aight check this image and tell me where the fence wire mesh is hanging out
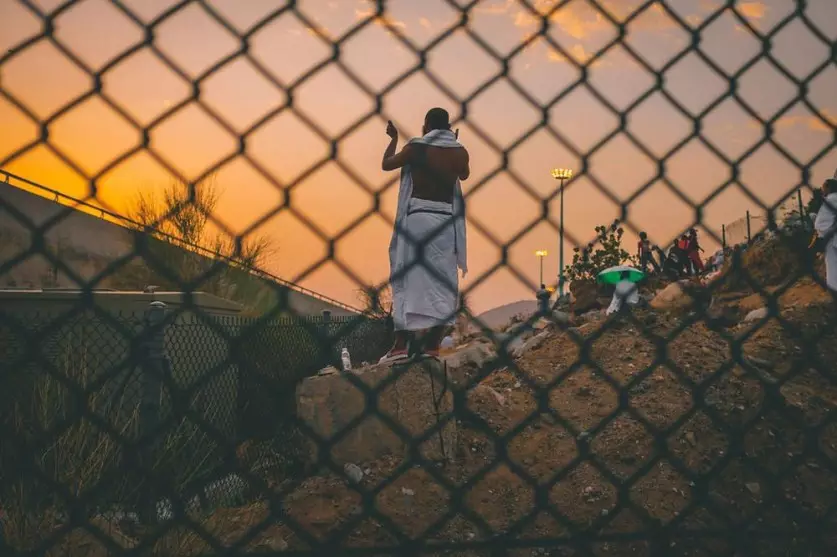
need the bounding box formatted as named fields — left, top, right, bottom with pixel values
left=1, top=0, right=836, bottom=556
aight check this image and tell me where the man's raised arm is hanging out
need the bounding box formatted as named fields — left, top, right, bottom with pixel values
left=381, top=120, right=412, bottom=171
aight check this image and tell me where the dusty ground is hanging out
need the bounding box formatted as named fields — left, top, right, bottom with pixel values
left=10, top=274, right=837, bottom=557
left=134, top=282, right=835, bottom=557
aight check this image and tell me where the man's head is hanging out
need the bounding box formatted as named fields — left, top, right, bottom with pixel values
left=824, top=178, right=837, bottom=195
left=639, top=231, right=647, bottom=240
left=423, top=107, right=451, bottom=135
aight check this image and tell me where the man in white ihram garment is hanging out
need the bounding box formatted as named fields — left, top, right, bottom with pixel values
left=379, top=108, right=470, bottom=361
left=814, top=175, right=837, bottom=294
left=606, top=270, right=640, bottom=315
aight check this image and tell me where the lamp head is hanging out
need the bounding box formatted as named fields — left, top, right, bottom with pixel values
left=551, top=168, right=573, bottom=180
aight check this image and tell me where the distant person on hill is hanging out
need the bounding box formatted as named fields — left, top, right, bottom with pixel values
left=380, top=108, right=470, bottom=361
left=606, top=270, right=640, bottom=315
left=661, top=245, right=680, bottom=278
left=687, top=229, right=705, bottom=274
left=637, top=231, right=660, bottom=274
left=536, top=283, right=551, bottom=315
left=709, top=248, right=725, bottom=272
left=814, top=175, right=837, bottom=292
left=675, top=235, right=692, bottom=275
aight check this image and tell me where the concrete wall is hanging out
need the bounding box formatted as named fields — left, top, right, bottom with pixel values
left=0, top=181, right=357, bottom=316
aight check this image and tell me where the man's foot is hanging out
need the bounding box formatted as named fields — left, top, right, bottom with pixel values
left=380, top=331, right=411, bottom=364
left=379, top=348, right=410, bottom=364
left=413, top=326, right=445, bottom=357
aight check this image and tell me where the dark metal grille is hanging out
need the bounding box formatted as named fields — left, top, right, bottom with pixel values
left=1, top=0, right=836, bottom=556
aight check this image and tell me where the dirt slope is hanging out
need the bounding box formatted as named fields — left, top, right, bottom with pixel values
left=152, top=294, right=837, bottom=557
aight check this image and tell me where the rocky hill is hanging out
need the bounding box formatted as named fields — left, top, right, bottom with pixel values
left=15, top=235, right=836, bottom=556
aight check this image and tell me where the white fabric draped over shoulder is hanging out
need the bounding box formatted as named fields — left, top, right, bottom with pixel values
left=388, top=129, right=468, bottom=331
left=814, top=191, right=837, bottom=292
left=606, top=279, right=640, bottom=315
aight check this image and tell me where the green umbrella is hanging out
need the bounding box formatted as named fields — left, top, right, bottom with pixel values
left=598, top=265, right=644, bottom=285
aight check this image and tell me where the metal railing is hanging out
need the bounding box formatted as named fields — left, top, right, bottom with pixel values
left=0, top=169, right=364, bottom=315
left=0, top=1, right=836, bottom=556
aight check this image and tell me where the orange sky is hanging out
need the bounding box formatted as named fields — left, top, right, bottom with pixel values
left=1, top=0, right=836, bottom=313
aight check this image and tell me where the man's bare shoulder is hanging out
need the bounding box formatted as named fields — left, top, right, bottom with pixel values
left=426, top=145, right=469, bottom=156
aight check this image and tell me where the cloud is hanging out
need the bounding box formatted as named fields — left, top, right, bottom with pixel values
left=478, top=0, right=770, bottom=68
left=474, top=0, right=517, bottom=15
left=738, top=1, right=767, bottom=21
left=547, top=43, right=597, bottom=65
left=750, top=109, right=837, bottom=133
left=511, top=1, right=608, bottom=40
left=493, top=0, right=768, bottom=40
left=419, top=17, right=432, bottom=30
left=354, top=7, right=407, bottom=31
left=729, top=1, right=768, bottom=33
left=806, top=109, right=837, bottom=132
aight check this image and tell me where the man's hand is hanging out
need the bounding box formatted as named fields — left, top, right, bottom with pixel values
left=386, top=120, right=398, bottom=139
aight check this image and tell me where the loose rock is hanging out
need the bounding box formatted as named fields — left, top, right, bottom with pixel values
left=744, top=307, right=769, bottom=322
left=474, top=384, right=506, bottom=406
left=344, top=463, right=364, bottom=484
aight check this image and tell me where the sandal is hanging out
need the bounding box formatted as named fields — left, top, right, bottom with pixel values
left=416, top=348, right=441, bottom=360
left=379, top=348, right=410, bottom=365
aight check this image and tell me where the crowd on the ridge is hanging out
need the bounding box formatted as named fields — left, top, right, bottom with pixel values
left=636, top=228, right=734, bottom=280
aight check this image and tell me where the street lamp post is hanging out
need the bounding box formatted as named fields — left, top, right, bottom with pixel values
left=535, top=250, right=548, bottom=285
left=550, top=168, right=573, bottom=298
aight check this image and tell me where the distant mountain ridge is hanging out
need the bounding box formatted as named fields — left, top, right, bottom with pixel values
left=474, top=299, right=539, bottom=330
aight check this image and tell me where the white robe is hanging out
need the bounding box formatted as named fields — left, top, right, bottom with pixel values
left=814, top=192, right=837, bottom=292
left=389, top=129, right=467, bottom=331
left=606, top=280, right=640, bottom=315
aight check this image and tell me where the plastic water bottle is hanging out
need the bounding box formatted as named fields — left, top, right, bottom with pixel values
left=341, top=347, right=352, bottom=371
left=440, top=335, right=455, bottom=354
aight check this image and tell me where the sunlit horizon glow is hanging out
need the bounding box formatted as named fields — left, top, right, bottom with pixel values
left=1, top=0, right=835, bottom=314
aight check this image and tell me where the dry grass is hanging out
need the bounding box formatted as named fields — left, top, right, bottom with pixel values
left=1, top=340, right=229, bottom=555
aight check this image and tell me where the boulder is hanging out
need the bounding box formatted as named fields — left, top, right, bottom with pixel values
left=550, top=310, right=572, bottom=325
left=297, top=358, right=457, bottom=464
left=649, top=281, right=694, bottom=311
left=511, top=330, right=551, bottom=358
left=505, top=320, right=537, bottom=342
left=490, top=321, right=533, bottom=355
left=472, top=384, right=506, bottom=406
left=444, top=341, right=496, bottom=370
left=570, top=280, right=603, bottom=315
left=744, top=307, right=769, bottom=322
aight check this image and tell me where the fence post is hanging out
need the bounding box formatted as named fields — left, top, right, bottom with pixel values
left=721, top=224, right=726, bottom=249
left=139, top=300, right=168, bottom=524
left=321, top=310, right=332, bottom=367
left=746, top=210, right=751, bottom=244
left=797, top=188, right=805, bottom=227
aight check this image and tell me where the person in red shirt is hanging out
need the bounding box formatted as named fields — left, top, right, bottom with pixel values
left=676, top=235, right=692, bottom=275
left=687, top=229, right=705, bottom=274
left=637, top=231, right=660, bottom=274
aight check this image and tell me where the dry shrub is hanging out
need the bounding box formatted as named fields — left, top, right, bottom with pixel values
left=1, top=341, right=223, bottom=553
left=719, top=232, right=817, bottom=292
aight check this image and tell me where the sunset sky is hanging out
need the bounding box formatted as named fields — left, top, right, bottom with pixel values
left=1, top=0, right=835, bottom=313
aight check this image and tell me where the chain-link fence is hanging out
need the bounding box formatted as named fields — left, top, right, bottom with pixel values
left=722, top=190, right=813, bottom=248
left=1, top=0, right=837, bottom=555
left=0, top=305, right=391, bottom=534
